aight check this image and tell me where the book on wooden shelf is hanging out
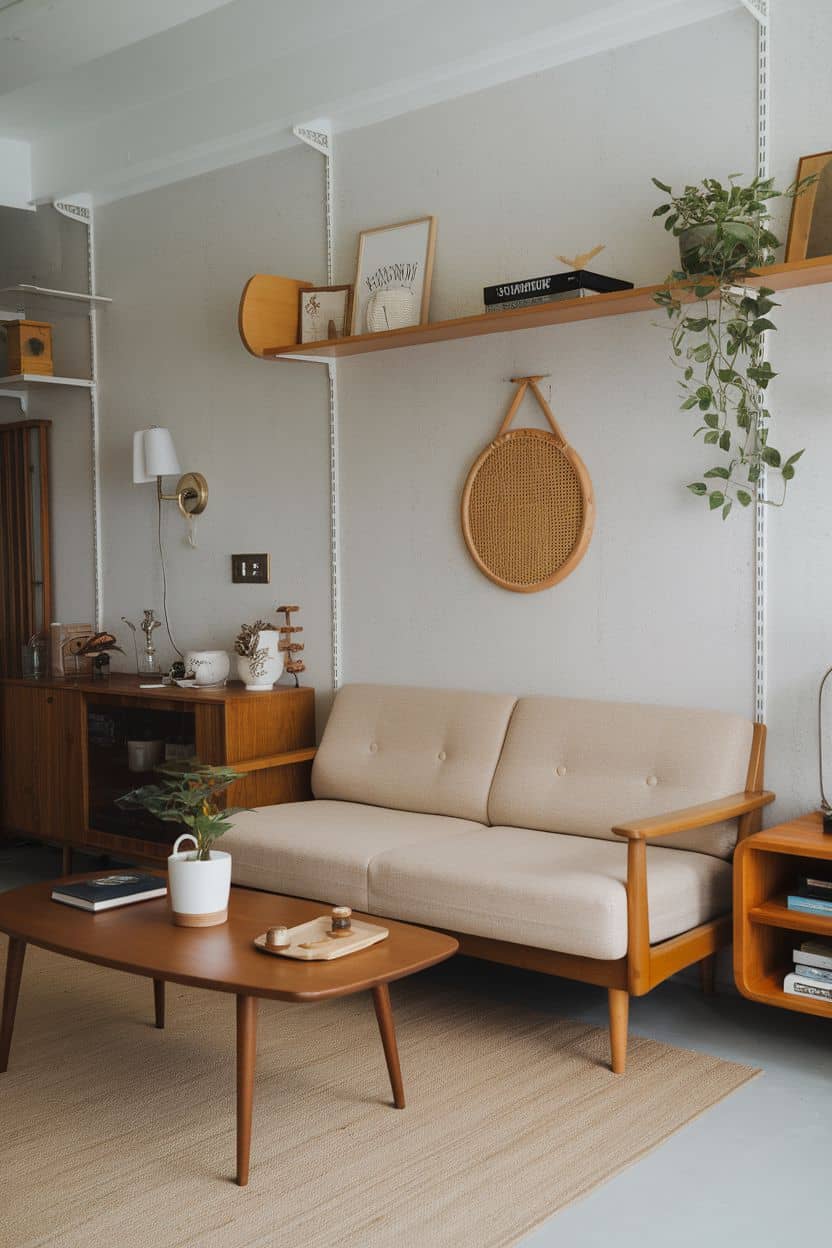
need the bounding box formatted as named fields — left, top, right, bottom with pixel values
left=794, top=963, right=832, bottom=984
left=783, top=971, right=832, bottom=1002
left=799, top=874, right=832, bottom=895
left=786, top=887, right=832, bottom=916
left=793, top=939, right=832, bottom=971
left=482, top=269, right=634, bottom=312
left=52, top=873, right=167, bottom=912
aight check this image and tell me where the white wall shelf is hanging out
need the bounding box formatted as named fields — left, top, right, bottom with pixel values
left=0, top=373, right=94, bottom=389
left=0, top=284, right=112, bottom=305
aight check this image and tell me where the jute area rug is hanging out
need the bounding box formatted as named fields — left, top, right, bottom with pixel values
left=0, top=938, right=757, bottom=1248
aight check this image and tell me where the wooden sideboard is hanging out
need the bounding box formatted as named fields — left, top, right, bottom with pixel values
left=0, top=675, right=315, bottom=868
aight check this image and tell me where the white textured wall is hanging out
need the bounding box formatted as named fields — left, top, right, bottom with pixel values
left=335, top=10, right=758, bottom=716
left=94, top=146, right=332, bottom=721
left=16, top=0, right=831, bottom=818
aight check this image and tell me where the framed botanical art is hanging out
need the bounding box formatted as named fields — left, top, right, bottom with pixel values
left=298, top=285, right=353, bottom=344
left=786, top=150, right=832, bottom=261
left=351, top=216, right=437, bottom=335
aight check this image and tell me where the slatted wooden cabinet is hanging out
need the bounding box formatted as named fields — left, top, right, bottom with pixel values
left=0, top=675, right=315, bottom=864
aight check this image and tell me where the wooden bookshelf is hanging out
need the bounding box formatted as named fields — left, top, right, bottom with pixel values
left=734, top=811, right=832, bottom=1020
left=237, top=255, right=832, bottom=362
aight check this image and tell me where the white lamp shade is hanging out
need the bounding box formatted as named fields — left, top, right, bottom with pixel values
left=133, top=427, right=181, bottom=483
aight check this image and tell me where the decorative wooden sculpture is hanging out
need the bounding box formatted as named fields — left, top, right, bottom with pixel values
left=461, top=375, right=594, bottom=593
left=555, top=244, right=605, bottom=269
left=277, top=604, right=305, bottom=684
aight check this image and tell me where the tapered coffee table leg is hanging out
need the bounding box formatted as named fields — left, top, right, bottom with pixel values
left=372, top=983, right=405, bottom=1108
left=236, top=994, right=258, bottom=1186
left=0, top=937, right=26, bottom=1073
left=153, top=979, right=165, bottom=1029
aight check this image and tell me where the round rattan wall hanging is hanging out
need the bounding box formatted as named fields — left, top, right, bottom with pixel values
left=461, top=375, right=594, bottom=593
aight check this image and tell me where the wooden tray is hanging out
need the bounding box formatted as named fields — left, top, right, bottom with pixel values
left=253, top=915, right=389, bottom=961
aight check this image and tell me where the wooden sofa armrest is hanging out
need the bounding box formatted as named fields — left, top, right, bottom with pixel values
left=616, top=789, right=774, bottom=996
left=232, top=746, right=317, bottom=776
left=612, top=790, right=774, bottom=842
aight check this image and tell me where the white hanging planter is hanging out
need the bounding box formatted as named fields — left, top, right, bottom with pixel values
left=167, top=833, right=231, bottom=927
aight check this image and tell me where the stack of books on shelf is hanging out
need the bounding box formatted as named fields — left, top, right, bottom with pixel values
left=482, top=269, right=633, bottom=313
left=784, top=874, right=832, bottom=1001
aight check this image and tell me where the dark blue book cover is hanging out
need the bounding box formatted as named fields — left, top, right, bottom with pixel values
left=52, top=873, right=167, bottom=911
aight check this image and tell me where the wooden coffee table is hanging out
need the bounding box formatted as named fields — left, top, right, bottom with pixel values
left=0, top=876, right=457, bottom=1185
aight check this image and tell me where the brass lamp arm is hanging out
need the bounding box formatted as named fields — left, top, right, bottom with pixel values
left=156, top=472, right=208, bottom=519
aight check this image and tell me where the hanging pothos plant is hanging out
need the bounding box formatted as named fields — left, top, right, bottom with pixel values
left=651, top=173, right=814, bottom=518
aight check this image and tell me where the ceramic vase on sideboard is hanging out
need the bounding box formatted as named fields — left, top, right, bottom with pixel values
left=236, top=631, right=282, bottom=690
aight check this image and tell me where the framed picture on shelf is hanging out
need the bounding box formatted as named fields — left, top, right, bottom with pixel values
left=297, top=285, right=353, bottom=344
left=786, top=150, right=832, bottom=261
left=351, top=216, right=437, bottom=335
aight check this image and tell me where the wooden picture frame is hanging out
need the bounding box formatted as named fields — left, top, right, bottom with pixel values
left=351, top=216, right=437, bottom=335
left=786, top=150, right=832, bottom=261
left=297, top=285, right=353, bottom=344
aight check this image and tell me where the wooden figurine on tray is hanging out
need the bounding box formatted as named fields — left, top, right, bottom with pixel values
left=276, top=604, right=305, bottom=686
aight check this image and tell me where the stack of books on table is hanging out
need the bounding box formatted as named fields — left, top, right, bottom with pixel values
left=784, top=874, right=832, bottom=1000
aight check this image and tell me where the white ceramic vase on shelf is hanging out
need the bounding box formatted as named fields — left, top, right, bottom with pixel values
left=185, top=649, right=230, bottom=687
left=366, top=287, right=419, bottom=332
left=167, top=833, right=231, bottom=927
left=236, top=631, right=282, bottom=691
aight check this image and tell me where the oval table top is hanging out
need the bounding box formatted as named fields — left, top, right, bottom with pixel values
left=0, top=876, right=458, bottom=1002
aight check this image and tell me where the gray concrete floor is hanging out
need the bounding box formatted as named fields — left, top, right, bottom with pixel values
left=2, top=843, right=828, bottom=1247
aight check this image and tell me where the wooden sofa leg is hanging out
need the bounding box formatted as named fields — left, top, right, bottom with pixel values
left=608, top=988, right=629, bottom=1075
left=700, top=953, right=716, bottom=996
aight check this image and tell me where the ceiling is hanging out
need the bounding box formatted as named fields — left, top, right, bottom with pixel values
left=0, top=0, right=743, bottom=205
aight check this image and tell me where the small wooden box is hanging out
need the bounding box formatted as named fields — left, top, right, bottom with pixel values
left=3, top=319, right=53, bottom=376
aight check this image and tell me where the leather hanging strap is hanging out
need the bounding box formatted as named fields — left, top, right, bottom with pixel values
left=497, top=375, right=567, bottom=447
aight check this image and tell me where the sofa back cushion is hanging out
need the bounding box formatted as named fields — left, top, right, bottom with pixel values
left=488, top=696, right=754, bottom=858
left=312, top=684, right=517, bottom=823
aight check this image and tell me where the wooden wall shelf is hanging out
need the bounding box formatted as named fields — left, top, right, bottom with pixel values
left=240, top=255, right=832, bottom=362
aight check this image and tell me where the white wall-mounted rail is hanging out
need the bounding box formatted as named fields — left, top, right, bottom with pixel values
left=293, top=120, right=342, bottom=691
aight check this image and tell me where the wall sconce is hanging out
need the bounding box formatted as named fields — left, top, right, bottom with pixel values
left=132, top=426, right=208, bottom=518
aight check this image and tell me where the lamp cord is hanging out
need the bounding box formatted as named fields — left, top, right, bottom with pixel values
left=157, top=491, right=183, bottom=659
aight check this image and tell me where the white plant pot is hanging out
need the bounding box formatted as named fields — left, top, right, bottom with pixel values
left=167, top=833, right=231, bottom=927
left=235, top=631, right=282, bottom=690
left=366, top=287, right=419, bottom=332
left=185, top=649, right=230, bottom=687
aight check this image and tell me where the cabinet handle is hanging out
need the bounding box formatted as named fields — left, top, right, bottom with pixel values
left=46, top=696, right=54, bottom=704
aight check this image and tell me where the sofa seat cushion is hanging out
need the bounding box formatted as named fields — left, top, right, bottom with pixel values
left=224, top=800, right=484, bottom=911
left=367, top=826, right=732, bottom=960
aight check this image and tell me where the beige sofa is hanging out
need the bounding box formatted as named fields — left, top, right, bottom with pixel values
left=225, top=684, right=773, bottom=1072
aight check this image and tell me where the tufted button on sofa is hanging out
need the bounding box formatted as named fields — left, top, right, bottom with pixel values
left=225, top=683, right=774, bottom=1073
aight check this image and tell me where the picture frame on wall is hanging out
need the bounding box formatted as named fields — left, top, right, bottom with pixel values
left=298, top=285, right=353, bottom=344
left=351, top=216, right=437, bottom=335
left=786, top=150, right=832, bottom=261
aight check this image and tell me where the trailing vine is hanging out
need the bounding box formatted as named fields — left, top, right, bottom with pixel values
left=652, top=174, right=813, bottom=518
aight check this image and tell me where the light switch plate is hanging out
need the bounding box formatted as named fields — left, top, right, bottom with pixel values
left=231, top=553, right=270, bottom=584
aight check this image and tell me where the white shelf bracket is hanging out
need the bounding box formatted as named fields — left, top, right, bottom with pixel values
left=292, top=119, right=341, bottom=689
left=0, top=389, right=27, bottom=413
left=52, top=190, right=103, bottom=630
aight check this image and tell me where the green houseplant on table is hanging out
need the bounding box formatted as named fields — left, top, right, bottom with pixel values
left=118, top=761, right=243, bottom=927
left=651, top=172, right=813, bottom=517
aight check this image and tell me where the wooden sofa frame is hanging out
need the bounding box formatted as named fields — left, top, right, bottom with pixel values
left=235, top=722, right=773, bottom=1074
